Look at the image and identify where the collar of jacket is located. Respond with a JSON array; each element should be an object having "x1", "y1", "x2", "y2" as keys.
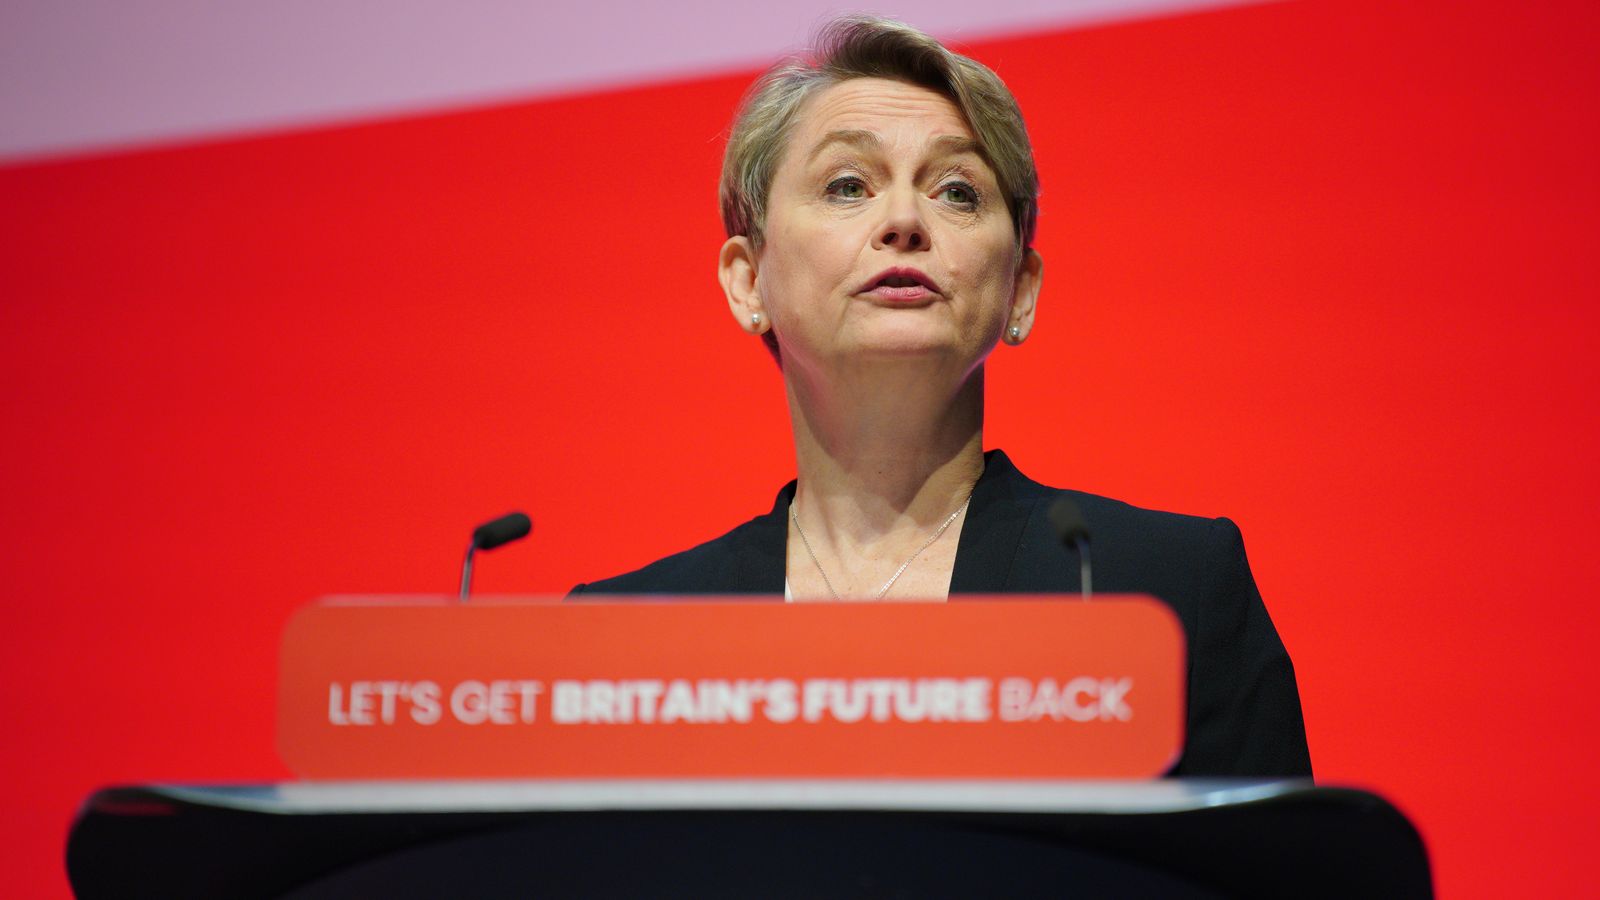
[{"x1": 735, "y1": 449, "x2": 1044, "y2": 595}]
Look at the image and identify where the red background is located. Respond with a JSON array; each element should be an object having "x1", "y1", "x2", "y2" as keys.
[{"x1": 3, "y1": 0, "x2": 1596, "y2": 895}]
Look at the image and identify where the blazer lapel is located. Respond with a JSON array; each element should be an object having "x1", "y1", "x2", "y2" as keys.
[
  {"x1": 949, "y1": 450, "x2": 1038, "y2": 593},
  {"x1": 729, "y1": 480, "x2": 794, "y2": 594}
]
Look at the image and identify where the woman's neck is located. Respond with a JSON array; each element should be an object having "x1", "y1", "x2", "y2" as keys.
[{"x1": 785, "y1": 360, "x2": 986, "y2": 552}]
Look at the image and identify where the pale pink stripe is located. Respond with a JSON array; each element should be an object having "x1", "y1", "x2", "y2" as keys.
[{"x1": 0, "y1": 0, "x2": 1273, "y2": 163}]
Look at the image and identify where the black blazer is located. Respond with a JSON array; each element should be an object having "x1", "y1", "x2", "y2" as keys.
[{"x1": 573, "y1": 449, "x2": 1312, "y2": 778}]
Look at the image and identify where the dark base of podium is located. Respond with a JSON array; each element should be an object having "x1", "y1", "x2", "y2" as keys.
[
  {"x1": 68, "y1": 780, "x2": 1432, "y2": 899},
  {"x1": 285, "y1": 813, "x2": 1230, "y2": 899}
]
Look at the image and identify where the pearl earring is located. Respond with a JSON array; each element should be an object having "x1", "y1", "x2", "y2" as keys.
[
  {"x1": 751, "y1": 312, "x2": 763, "y2": 332},
  {"x1": 1007, "y1": 325, "x2": 1021, "y2": 343}
]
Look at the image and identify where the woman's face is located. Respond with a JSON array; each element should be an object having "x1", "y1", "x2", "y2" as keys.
[{"x1": 746, "y1": 77, "x2": 1037, "y2": 377}]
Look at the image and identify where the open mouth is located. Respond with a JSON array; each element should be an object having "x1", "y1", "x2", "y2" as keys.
[{"x1": 862, "y1": 268, "x2": 941, "y2": 300}]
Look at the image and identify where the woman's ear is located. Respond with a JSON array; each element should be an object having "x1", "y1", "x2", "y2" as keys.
[
  {"x1": 1006, "y1": 248, "x2": 1043, "y2": 344},
  {"x1": 719, "y1": 236, "x2": 768, "y2": 334}
]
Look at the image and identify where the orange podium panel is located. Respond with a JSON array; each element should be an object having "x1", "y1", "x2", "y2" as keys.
[{"x1": 278, "y1": 595, "x2": 1185, "y2": 780}]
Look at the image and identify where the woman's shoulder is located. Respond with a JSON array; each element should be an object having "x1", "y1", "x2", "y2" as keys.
[
  {"x1": 569, "y1": 488, "x2": 792, "y2": 597},
  {"x1": 980, "y1": 449, "x2": 1257, "y2": 605},
  {"x1": 984, "y1": 449, "x2": 1236, "y2": 550},
  {"x1": 1070, "y1": 489, "x2": 1249, "y2": 565}
]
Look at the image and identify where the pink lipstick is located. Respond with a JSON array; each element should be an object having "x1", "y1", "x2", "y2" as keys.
[{"x1": 860, "y1": 267, "x2": 942, "y2": 304}]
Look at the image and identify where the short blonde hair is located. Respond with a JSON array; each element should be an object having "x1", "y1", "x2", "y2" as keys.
[{"x1": 720, "y1": 15, "x2": 1040, "y2": 252}]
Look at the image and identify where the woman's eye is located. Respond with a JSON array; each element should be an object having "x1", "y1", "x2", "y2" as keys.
[
  {"x1": 940, "y1": 183, "x2": 979, "y2": 206},
  {"x1": 826, "y1": 177, "x2": 867, "y2": 199}
]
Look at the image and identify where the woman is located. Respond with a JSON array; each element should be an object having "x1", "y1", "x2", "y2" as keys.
[{"x1": 573, "y1": 16, "x2": 1310, "y2": 778}]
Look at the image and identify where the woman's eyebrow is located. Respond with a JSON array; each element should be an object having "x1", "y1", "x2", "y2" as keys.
[
  {"x1": 927, "y1": 134, "x2": 981, "y2": 158},
  {"x1": 807, "y1": 130, "x2": 982, "y2": 161},
  {"x1": 803, "y1": 130, "x2": 985, "y2": 175}
]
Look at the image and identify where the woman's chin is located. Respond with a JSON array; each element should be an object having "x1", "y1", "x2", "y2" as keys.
[
  {"x1": 830, "y1": 331, "x2": 983, "y2": 368},
  {"x1": 863, "y1": 319, "x2": 994, "y2": 356}
]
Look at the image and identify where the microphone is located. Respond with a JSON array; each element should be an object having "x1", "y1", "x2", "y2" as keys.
[
  {"x1": 459, "y1": 511, "x2": 531, "y2": 601},
  {"x1": 1047, "y1": 496, "x2": 1092, "y2": 600}
]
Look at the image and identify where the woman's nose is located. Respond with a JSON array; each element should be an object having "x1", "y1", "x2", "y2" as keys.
[{"x1": 872, "y1": 191, "x2": 929, "y2": 252}]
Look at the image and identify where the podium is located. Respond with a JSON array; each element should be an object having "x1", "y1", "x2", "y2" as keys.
[
  {"x1": 66, "y1": 597, "x2": 1434, "y2": 896},
  {"x1": 68, "y1": 778, "x2": 1431, "y2": 898}
]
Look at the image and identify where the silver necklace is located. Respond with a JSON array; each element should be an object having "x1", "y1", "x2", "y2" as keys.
[{"x1": 790, "y1": 493, "x2": 973, "y2": 600}]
